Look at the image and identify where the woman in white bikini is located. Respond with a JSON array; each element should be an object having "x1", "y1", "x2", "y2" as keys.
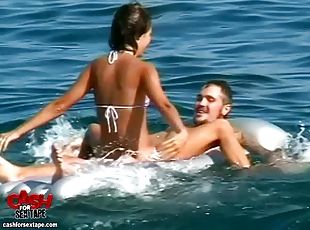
[{"x1": 0, "y1": 2, "x2": 187, "y2": 162}]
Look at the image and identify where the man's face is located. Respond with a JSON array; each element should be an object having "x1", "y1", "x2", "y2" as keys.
[{"x1": 193, "y1": 85, "x2": 231, "y2": 125}]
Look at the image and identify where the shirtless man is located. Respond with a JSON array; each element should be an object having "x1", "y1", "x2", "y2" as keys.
[
  {"x1": 0, "y1": 80, "x2": 250, "y2": 183},
  {"x1": 156, "y1": 80, "x2": 241, "y2": 160}
]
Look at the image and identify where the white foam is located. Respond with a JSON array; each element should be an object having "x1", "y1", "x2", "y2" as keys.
[
  {"x1": 283, "y1": 121, "x2": 310, "y2": 162},
  {"x1": 26, "y1": 116, "x2": 85, "y2": 162}
]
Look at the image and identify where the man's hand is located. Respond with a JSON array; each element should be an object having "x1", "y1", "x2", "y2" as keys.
[
  {"x1": 155, "y1": 129, "x2": 188, "y2": 161},
  {"x1": 0, "y1": 131, "x2": 20, "y2": 153}
]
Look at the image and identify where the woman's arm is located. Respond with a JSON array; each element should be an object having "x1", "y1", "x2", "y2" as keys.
[
  {"x1": 0, "y1": 64, "x2": 93, "y2": 152},
  {"x1": 142, "y1": 63, "x2": 188, "y2": 158},
  {"x1": 142, "y1": 63, "x2": 186, "y2": 134}
]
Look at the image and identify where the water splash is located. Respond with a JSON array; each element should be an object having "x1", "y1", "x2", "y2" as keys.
[
  {"x1": 20, "y1": 117, "x2": 213, "y2": 198},
  {"x1": 283, "y1": 121, "x2": 310, "y2": 162},
  {"x1": 25, "y1": 116, "x2": 85, "y2": 163},
  {"x1": 51, "y1": 153, "x2": 215, "y2": 199}
]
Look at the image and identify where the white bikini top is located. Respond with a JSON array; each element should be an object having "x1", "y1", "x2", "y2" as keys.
[{"x1": 108, "y1": 50, "x2": 134, "y2": 64}]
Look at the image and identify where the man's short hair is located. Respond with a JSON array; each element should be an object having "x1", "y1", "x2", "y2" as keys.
[{"x1": 202, "y1": 80, "x2": 233, "y2": 105}]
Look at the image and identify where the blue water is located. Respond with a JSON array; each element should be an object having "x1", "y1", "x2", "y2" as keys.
[{"x1": 1, "y1": 0, "x2": 310, "y2": 229}]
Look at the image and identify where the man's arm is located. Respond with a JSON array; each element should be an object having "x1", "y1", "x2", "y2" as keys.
[{"x1": 233, "y1": 128, "x2": 280, "y2": 163}]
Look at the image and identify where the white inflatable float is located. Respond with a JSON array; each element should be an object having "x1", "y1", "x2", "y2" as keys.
[
  {"x1": 0, "y1": 118, "x2": 290, "y2": 199},
  {"x1": 229, "y1": 118, "x2": 289, "y2": 152}
]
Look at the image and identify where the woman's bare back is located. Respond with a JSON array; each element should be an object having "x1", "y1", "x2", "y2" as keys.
[{"x1": 90, "y1": 53, "x2": 152, "y2": 153}]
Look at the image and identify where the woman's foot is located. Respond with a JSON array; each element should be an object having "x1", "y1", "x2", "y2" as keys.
[
  {"x1": 51, "y1": 142, "x2": 85, "y2": 184},
  {"x1": 0, "y1": 156, "x2": 21, "y2": 183}
]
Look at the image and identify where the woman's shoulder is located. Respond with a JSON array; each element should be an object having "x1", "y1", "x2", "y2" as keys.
[
  {"x1": 140, "y1": 61, "x2": 158, "y2": 76},
  {"x1": 91, "y1": 55, "x2": 108, "y2": 64},
  {"x1": 87, "y1": 55, "x2": 109, "y2": 70},
  {"x1": 88, "y1": 54, "x2": 157, "y2": 75}
]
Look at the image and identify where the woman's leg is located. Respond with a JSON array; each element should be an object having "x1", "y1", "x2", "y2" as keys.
[
  {"x1": 0, "y1": 156, "x2": 56, "y2": 183},
  {"x1": 51, "y1": 123, "x2": 101, "y2": 183},
  {"x1": 78, "y1": 123, "x2": 101, "y2": 159},
  {"x1": 0, "y1": 138, "x2": 85, "y2": 183},
  {"x1": 51, "y1": 142, "x2": 88, "y2": 183}
]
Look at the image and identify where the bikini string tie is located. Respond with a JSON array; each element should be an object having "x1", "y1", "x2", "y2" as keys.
[{"x1": 104, "y1": 106, "x2": 119, "y2": 133}]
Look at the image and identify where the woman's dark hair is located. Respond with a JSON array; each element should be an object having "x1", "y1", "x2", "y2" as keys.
[{"x1": 109, "y1": 2, "x2": 152, "y2": 54}]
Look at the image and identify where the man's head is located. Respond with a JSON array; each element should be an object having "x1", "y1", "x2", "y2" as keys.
[{"x1": 193, "y1": 80, "x2": 233, "y2": 125}]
